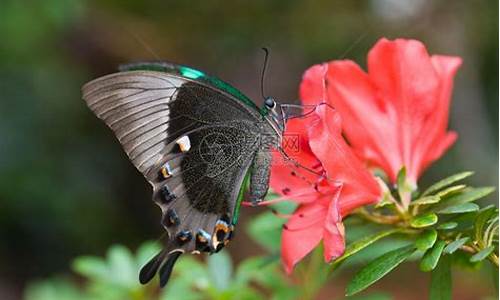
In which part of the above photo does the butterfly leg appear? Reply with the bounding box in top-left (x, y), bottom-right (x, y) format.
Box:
top-left (248, 149), bottom-right (272, 206)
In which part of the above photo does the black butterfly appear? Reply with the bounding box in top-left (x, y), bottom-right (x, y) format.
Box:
top-left (81, 62), bottom-right (286, 287)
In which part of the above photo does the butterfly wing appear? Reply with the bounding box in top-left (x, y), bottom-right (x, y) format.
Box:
top-left (82, 69), bottom-right (277, 285)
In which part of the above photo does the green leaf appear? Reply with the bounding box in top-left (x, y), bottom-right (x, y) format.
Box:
top-left (72, 256), bottom-right (109, 281)
top-left (429, 254), bottom-right (452, 300)
top-left (331, 229), bottom-right (401, 269)
top-left (246, 211), bottom-right (285, 252)
top-left (246, 199), bottom-right (296, 253)
top-left (207, 249), bottom-right (233, 291)
top-left (470, 246), bottom-right (496, 262)
top-left (448, 213), bottom-right (478, 231)
top-left (422, 171), bottom-right (474, 196)
top-left (437, 222), bottom-right (458, 230)
top-left (437, 203), bottom-right (479, 214)
top-left (474, 206), bottom-right (498, 242)
top-left (410, 195), bottom-right (441, 206)
top-left (340, 239), bottom-right (413, 268)
top-left (375, 196), bottom-right (395, 209)
top-left (443, 237), bottom-right (470, 254)
top-left (166, 256), bottom-right (209, 298)
top-left (433, 187), bottom-right (495, 211)
top-left (436, 185), bottom-right (467, 198)
top-left (420, 240), bottom-right (447, 272)
top-left (236, 257), bottom-right (297, 300)
top-left (270, 198), bottom-right (298, 214)
top-left (234, 256), bottom-right (274, 287)
top-left (411, 213), bottom-right (438, 228)
top-left (452, 251), bottom-right (483, 270)
top-left (347, 292), bottom-right (393, 300)
top-left (24, 278), bottom-right (86, 300)
top-left (345, 245), bottom-right (416, 296)
top-left (415, 229), bottom-right (438, 251)
top-left (107, 245), bottom-right (137, 286)
top-left (164, 283), bottom-right (197, 300)
top-left (396, 167), bottom-right (413, 202)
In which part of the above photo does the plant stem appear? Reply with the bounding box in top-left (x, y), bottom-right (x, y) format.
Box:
top-left (489, 253), bottom-right (499, 267)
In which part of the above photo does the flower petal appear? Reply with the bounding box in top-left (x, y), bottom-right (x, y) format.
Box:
top-left (323, 60), bottom-right (399, 180)
top-left (367, 38), bottom-right (441, 116)
top-left (323, 184), bottom-right (346, 262)
top-left (299, 64), bottom-right (328, 106)
top-left (413, 56), bottom-right (462, 176)
top-left (281, 201), bottom-right (327, 274)
top-left (270, 118), bottom-right (322, 199)
top-left (318, 38), bottom-right (461, 184)
top-left (307, 105), bottom-right (382, 215)
top-left (430, 55), bottom-right (462, 130)
top-left (406, 55), bottom-right (462, 180)
top-left (368, 38), bottom-right (444, 182)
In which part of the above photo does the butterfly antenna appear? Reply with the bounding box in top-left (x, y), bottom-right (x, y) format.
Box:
top-left (127, 29), bottom-right (161, 61)
top-left (338, 31), bottom-right (368, 59)
top-left (260, 47), bottom-right (270, 99)
top-left (280, 104), bottom-right (316, 121)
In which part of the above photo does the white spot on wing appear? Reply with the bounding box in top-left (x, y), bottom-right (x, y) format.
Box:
top-left (176, 135), bottom-right (191, 152)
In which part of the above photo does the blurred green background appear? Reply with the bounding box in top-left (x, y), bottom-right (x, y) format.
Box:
top-left (0, 0), bottom-right (497, 299)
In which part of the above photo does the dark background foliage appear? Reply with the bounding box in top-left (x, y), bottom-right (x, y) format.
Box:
top-left (0, 0), bottom-right (497, 299)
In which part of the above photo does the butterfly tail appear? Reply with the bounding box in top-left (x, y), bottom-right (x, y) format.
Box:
top-left (139, 251), bottom-right (165, 284)
top-left (159, 251), bottom-right (183, 287)
top-left (139, 249), bottom-right (183, 287)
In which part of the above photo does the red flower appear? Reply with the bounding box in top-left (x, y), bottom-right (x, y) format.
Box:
top-left (271, 37), bottom-right (460, 274)
top-left (270, 69), bottom-right (381, 273)
top-left (311, 38), bottom-right (462, 185)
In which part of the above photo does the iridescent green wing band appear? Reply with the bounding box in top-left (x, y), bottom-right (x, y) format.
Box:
top-left (120, 62), bottom-right (260, 113)
top-left (232, 170), bottom-right (251, 225)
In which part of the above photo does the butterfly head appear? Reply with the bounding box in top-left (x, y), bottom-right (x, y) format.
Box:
top-left (262, 96), bottom-right (285, 137)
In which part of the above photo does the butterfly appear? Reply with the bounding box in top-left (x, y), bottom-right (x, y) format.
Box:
top-left (81, 61), bottom-right (289, 287)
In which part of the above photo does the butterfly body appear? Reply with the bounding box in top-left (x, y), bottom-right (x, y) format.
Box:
top-left (82, 62), bottom-right (283, 287)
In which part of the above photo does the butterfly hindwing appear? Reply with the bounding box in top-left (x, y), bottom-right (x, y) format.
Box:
top-left (82, 68), bottom-right (278, 285)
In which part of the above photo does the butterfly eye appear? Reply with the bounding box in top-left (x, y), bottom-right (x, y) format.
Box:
top-left (264, 97), bottom-right (276, 109)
